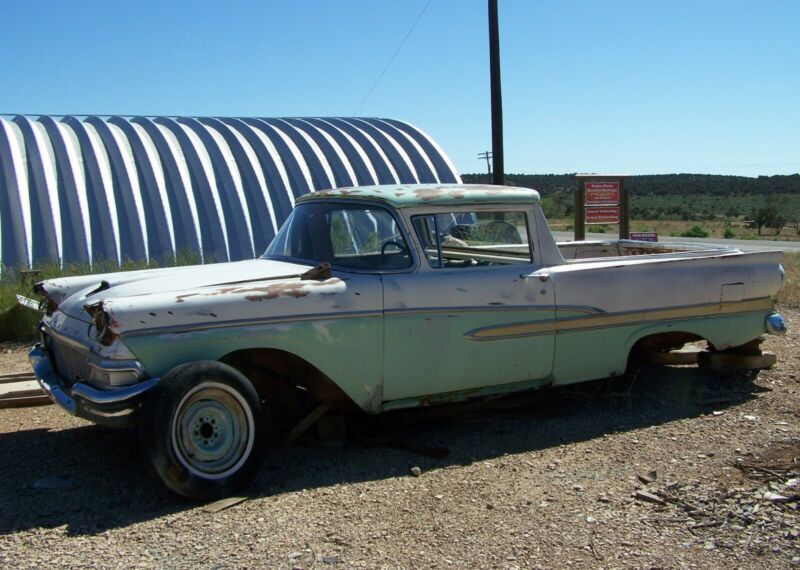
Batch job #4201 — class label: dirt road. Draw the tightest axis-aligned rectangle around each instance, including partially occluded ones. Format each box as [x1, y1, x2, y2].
[1, 309, 798, 568]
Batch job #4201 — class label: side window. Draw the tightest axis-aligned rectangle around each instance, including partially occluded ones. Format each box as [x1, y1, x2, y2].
[412, 211, 532, 268]
[328, 207, 412, 270]
[264, 203, 412, 270]
[412, 215, 442, 268]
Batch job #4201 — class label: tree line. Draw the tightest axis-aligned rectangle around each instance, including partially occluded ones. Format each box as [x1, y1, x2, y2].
[462, 173, 800, 197]
[461, 172, 800, 234]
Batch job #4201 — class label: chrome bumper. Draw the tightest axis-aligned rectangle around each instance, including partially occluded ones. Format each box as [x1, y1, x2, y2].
[29, 344, 159, 428]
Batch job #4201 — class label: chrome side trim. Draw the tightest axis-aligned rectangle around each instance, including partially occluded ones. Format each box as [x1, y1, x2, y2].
[386, 304, 603, 316]
[464, 297, 775, 341]
[384, 304, 551, 316]
[124, 309, 384, 337]
[123, 305, 605, 338]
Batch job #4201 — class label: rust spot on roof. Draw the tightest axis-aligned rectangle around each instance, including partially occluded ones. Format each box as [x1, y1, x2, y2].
[413, 188, 441, 201]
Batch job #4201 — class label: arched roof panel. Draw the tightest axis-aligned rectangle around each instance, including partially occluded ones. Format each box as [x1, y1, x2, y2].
[0, 115, 460, 269]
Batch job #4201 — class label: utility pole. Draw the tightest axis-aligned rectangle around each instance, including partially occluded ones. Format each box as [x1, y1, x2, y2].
[488, 0, 504, 186]
[478, 151, 493, 178]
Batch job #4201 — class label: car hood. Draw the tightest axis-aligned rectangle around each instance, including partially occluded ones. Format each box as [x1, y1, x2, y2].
[46, 259, 316, 325]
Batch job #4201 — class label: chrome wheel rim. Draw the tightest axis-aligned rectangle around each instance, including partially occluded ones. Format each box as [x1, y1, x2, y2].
[171, 382, 255, 479]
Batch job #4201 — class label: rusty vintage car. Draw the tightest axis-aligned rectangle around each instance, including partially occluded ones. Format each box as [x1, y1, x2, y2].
[29, 184, 787, 498]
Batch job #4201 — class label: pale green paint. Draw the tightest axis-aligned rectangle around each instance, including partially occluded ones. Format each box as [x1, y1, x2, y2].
[382, 310, 555, 401]
[552, 310, 770, 385]
[382, 376, 553, 411]
[122, 306, 772, 413]
[122, 316, 384, 412]
[297, 184, 541, 209]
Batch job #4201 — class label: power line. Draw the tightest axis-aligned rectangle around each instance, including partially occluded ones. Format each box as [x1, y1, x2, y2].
[352, 0, 433, 116]
[478, 150, 492, 175]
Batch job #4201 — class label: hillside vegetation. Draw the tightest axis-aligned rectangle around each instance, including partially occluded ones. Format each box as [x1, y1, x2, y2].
[463, 173, 800, 229]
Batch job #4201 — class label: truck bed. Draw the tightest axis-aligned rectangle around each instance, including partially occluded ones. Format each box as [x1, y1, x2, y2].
[556, 239, 737, 261]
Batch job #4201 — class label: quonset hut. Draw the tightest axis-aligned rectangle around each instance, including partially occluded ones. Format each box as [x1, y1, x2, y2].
[0, 116, 460, 270]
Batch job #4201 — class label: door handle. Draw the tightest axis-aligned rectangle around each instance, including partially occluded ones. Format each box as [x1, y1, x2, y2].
[521, 271, 551, 283]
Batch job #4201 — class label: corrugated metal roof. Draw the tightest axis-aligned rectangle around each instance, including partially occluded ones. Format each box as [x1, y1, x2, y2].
[0, 115, 460, 269]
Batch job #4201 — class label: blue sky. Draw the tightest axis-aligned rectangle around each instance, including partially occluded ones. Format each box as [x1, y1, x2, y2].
[1, 0, 797, 176]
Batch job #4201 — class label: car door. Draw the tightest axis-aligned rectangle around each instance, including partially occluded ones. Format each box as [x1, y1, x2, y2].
[381, 208, 556, 404]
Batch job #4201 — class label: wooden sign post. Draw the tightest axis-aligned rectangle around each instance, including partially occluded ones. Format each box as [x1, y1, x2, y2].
[574, 174, 629, 241]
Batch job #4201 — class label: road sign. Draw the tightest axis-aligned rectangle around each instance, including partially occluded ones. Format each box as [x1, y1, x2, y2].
[585, 206, 620, 224]
[574, 175, 629, 239]
[585, 182, 620, 206]
[630, 232, 658, 242]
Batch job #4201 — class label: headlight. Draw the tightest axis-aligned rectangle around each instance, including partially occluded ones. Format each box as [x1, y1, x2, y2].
[87, 353, 145, 387]
[84, 302, 116, 346]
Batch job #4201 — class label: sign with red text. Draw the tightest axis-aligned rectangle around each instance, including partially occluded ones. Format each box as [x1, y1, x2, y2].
[585, 182, 620, 206]
[584, 181, 620, 224]
[585, 206, 620, 224]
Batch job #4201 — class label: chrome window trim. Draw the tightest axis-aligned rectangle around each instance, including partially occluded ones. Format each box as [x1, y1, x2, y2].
[407, 206, 535, 271]
[262, 198, 420, 274]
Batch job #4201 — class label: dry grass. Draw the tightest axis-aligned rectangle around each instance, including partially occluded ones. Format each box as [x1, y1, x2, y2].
[778, 252, 800, 306]
[548, 218, 800, 241]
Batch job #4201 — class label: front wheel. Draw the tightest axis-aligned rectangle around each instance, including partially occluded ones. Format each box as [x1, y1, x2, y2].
[139, 361, 268, 500]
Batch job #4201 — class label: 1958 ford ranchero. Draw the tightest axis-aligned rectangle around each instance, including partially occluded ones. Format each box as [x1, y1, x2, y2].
[29, 184, 787, 498]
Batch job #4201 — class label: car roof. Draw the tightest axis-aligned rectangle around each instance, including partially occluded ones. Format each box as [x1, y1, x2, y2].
[295, 184, 541, 209]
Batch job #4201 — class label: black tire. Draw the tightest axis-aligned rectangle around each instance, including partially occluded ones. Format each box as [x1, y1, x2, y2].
[139, 361, 268, 501]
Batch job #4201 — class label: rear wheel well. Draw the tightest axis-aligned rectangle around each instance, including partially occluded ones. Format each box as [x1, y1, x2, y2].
[626, 331, 707, 372]
[219, 348, 359, 428]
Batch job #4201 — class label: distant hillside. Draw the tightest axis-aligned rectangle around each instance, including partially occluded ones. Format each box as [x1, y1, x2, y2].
[461, 173, 800, 221]
[461, 173, 800, 196]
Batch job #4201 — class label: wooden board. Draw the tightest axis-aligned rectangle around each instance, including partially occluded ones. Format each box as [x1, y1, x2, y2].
[0, 379, 50, 408]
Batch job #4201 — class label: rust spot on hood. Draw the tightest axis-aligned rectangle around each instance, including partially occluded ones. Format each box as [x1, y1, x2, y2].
[245, 282, 308, 301]
[173, 278, 343, 304]
[175, 293, 199, 303]
[244, 280, 338, 302]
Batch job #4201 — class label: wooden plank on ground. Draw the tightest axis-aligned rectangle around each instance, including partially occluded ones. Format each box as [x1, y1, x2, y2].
[0, 372, 37, 385]
[0, 380, 50, 408]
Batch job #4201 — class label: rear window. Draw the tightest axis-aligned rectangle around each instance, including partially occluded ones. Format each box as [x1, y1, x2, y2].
[412, 211, 532, 268]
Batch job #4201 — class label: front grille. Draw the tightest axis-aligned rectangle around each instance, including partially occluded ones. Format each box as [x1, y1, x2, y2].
[49, 335, 93, 385]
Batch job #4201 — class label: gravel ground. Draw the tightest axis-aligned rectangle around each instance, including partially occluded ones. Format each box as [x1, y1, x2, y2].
[0, 341, 33, 374]
[1, 307, 799, 568]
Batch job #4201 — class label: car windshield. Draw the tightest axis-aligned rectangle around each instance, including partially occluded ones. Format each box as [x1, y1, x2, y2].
[263, 202, 413, 270]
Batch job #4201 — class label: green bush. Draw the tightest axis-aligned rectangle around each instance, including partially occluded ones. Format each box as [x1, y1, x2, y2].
[0, 251, 204, 341]
[723, 227, 735, 239]
[680, 225, 710, 238]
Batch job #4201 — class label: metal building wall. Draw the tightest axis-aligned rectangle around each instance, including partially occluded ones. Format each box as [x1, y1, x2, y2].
[0, 116, 460, 270]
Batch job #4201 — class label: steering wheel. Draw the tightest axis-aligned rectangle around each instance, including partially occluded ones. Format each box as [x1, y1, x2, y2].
[381, 240, 408, 257]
